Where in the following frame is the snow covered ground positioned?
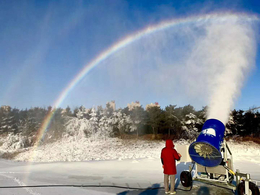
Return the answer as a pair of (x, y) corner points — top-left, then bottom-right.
(0, 137), (259, 194)
(0, 158), (236, 195)
(14, 137), (168, 162)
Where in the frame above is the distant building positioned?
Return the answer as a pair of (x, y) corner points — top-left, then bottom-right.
(61, 109), (67, 115)
(107, 101), (116, 111)
(145, 102), (160, 110)
(127, 101), (141, 111)
(0, 105), (11, 113)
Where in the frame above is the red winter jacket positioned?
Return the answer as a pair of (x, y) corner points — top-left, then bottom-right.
(161, 140), (180, 175)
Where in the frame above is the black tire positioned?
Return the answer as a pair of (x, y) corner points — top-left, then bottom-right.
(237, 181), (259, 195)
(180, 171), (192, 187)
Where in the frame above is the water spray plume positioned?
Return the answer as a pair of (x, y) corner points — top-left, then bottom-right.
(205, 21), (258, 124)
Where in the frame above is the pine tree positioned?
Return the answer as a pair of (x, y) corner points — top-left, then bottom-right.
(181, 113), (200, 139)
(146, 106), (161, 138)
(129, 106), (145, 137)
(99, 115), (113, 140)
(65, 117), (91, 138)
(0, 106), (19, 134)
(165, 105), (180, 136)
(64, 106), (73, 117)
(227, 110), (244, 136)
(89, 108), (99, 139)
(110, 110), (132, 138)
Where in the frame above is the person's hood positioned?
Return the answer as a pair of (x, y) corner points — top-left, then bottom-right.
(166, 140), (174, 148)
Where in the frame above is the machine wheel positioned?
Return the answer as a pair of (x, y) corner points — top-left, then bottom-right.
(237, 181), (259, 195)
(180, 171), (192, 187)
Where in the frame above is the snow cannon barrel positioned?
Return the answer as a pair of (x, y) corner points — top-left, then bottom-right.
(189, 119), (225, 167)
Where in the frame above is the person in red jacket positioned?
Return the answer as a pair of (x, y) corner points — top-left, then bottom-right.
(161, 140), (181, 194)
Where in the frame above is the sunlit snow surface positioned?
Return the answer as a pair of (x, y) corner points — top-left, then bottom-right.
(0, 158), (238, 195)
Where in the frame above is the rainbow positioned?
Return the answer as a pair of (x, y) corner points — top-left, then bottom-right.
(29, 12), (259, 162)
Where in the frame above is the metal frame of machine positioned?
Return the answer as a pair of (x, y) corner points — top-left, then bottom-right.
(178, 118), (260, 194)
(183, 140), (259, 195)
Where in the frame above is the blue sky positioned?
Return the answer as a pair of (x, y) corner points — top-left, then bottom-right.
(0, 0), (259, 111)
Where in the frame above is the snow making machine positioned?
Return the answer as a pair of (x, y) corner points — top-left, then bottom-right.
(178, 119), (260, 195)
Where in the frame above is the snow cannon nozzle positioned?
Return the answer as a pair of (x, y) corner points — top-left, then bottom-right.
(188, 119), (225, 167)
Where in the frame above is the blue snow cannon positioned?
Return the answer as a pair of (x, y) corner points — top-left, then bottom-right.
(189, 119), (225, 167)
